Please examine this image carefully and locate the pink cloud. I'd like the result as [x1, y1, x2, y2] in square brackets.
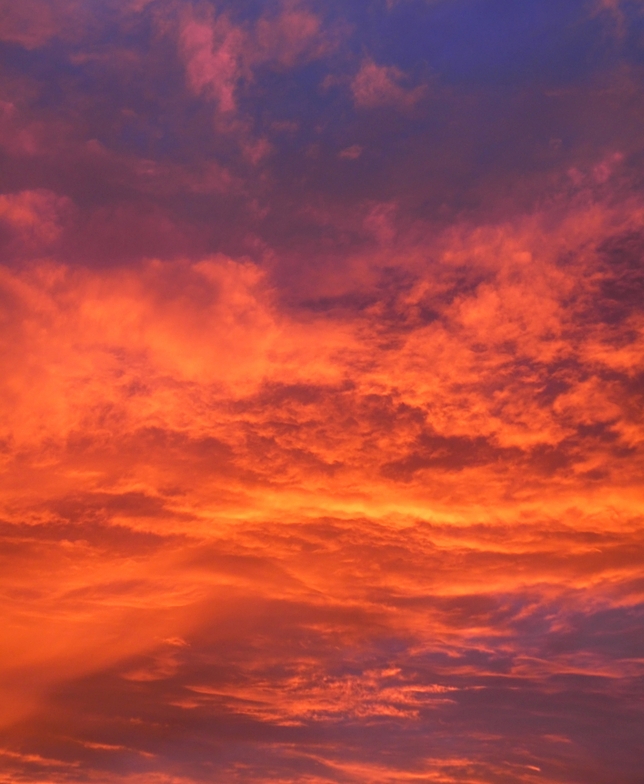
[0, 0, 174, 50]
[0, 189, 71, 252]
[352, 58, 425, 109]
[0, 0, 86, 49]
[339, 144, 363, 159]
[363, 201, 397, 244]
[0, 91, 72, 157]
[179, 12, 246, 113]
[177, 3, 330, 162]
[255, 3, 329, 68]
[83, 138, 238, 196]
[179, 2, 330, 115]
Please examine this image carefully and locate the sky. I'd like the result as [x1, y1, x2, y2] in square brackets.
[0, 1, 643, 782]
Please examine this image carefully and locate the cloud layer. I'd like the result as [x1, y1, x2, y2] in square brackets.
[1, 1, 643, 783]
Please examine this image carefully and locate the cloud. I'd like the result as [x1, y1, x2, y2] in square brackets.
[1, 192, 643, 524]
[179, 2, 331, 114]
[180, 11, 246, 114]
[0, 0, 158, 50]
[0, 0, 86, 49]
[1, 512, 641, 781]
[363, 201, 397, 244]
[351, 58, 425, 109]
[0, 190, 71, 252]
[339, 144, 363, 159]
[1, 2, 644, 781]
[0, 529, 204, 730]
[255, 3, 330, 68]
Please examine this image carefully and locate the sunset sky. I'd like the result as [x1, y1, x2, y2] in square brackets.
[1, 1, 643, 782]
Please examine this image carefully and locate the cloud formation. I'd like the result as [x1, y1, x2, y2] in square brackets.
[0, 1, 643, 783]
[179, 0, 333, 158]
[351, 59, 425, 109]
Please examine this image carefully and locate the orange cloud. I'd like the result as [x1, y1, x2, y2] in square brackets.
[0, 172, 643, 783]
[2, 1, 644, 781]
